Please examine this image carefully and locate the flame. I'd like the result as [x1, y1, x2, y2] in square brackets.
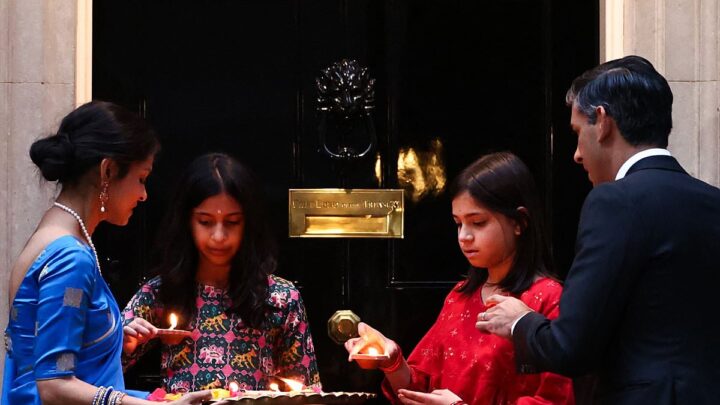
[228, 381, 240, 394]
[278, 377, 304, 392]
[269, 383, 280, 392]
[366, 346, 379, 356]
[169, 313, 178, 330]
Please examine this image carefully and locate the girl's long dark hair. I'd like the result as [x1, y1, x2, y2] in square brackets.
[155, 153, 277, 328]
[450, 152, 555, 296]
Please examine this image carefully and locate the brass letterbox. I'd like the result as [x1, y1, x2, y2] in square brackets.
[289, 189, 403, 238]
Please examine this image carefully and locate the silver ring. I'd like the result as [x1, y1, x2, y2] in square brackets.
[481, 312, 487, 321]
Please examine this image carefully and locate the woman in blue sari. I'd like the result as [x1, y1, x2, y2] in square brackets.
[2, 101, 213, 405]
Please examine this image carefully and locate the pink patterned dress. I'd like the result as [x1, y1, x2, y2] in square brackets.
[122, 275, 321, 393]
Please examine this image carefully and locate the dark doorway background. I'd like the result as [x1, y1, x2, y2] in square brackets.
[93, 0, 597, 402]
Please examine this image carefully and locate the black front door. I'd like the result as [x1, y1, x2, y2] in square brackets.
[93, 0, 597, 401]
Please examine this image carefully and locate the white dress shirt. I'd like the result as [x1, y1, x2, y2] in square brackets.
[615, 148, 671, 180]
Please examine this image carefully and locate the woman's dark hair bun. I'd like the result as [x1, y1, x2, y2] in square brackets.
[30, 131, 76, 182]
[28, 100, 159, 185]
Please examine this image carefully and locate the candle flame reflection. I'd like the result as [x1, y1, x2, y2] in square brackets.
[169, 313, 178, 330]
[269, 383, 280, 392]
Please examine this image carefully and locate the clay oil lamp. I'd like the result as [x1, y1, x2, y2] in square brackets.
[155, 313, 192, 345]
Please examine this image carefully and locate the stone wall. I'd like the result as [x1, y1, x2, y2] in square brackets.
[0, 0, 78, 386]
[625, 0, 720, 185]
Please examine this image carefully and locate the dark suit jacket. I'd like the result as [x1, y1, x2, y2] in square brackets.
[513, 156, 720, 405]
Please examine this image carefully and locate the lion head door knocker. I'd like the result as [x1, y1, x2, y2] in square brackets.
[316, 59, 377, 160]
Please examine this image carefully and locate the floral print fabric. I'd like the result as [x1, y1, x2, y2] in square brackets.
[122, 275, 321, 393]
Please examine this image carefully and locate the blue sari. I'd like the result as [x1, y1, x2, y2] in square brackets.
[2, 235, 124, 404]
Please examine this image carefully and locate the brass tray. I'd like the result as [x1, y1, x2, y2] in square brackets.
[208, 392, 376, 404]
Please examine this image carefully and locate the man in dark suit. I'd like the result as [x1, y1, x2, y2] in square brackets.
[475, 55, 720, 404]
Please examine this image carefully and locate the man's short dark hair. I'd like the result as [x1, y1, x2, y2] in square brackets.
[566, 55, 673, 148]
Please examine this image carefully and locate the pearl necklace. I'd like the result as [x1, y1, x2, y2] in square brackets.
[53, 202, 102, 275]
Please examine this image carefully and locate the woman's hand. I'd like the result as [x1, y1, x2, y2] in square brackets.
[169, 390, 216, 404]
[397, 388, 463, 405]
[122, 317, 158, 354]
[343, 322, 401, 369]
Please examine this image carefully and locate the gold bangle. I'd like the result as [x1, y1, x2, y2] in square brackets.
[109, 391, 126, 405]
[92, 386, 107, 405]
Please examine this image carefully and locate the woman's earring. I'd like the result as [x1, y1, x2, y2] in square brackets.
[99, 181, 109, 213]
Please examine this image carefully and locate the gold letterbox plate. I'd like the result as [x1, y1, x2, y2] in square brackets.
[289, 189, 404, 238]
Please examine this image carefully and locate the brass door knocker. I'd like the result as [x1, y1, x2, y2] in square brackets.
[316, 59, 377, 160]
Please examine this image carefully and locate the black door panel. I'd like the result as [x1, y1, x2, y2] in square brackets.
[93, 0, 597, 401]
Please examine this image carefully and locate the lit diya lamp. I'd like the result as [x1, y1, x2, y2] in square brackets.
[263, 377, 307, 393]
[228, 381, 241, 397]
[155, 313, 192, 344]
[277, 377, 309, 392]
[350, 342, 390, 369]
[222, 377, 311, 399]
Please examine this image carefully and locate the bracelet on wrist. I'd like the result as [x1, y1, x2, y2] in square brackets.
[102, 387, 114, 405]
[379, 348, 404, 373]
[92, 386, 106, 405]
[91, 386, 126, 405]
[109, 391, 126, 405]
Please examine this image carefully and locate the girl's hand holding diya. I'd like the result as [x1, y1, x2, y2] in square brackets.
[124, 313, 192, 350]
[345, 322, 402, 371]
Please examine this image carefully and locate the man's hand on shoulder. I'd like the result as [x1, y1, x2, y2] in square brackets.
[475, 295, 532, 339]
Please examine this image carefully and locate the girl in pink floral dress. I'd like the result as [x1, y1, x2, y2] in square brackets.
[121, 153, 321, 393]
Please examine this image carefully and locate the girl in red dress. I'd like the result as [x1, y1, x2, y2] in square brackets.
[345, 152, 575, 405]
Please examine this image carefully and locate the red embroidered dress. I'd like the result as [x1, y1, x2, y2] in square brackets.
[122, 275, 321, 393]
[383, 278, 574, 405]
